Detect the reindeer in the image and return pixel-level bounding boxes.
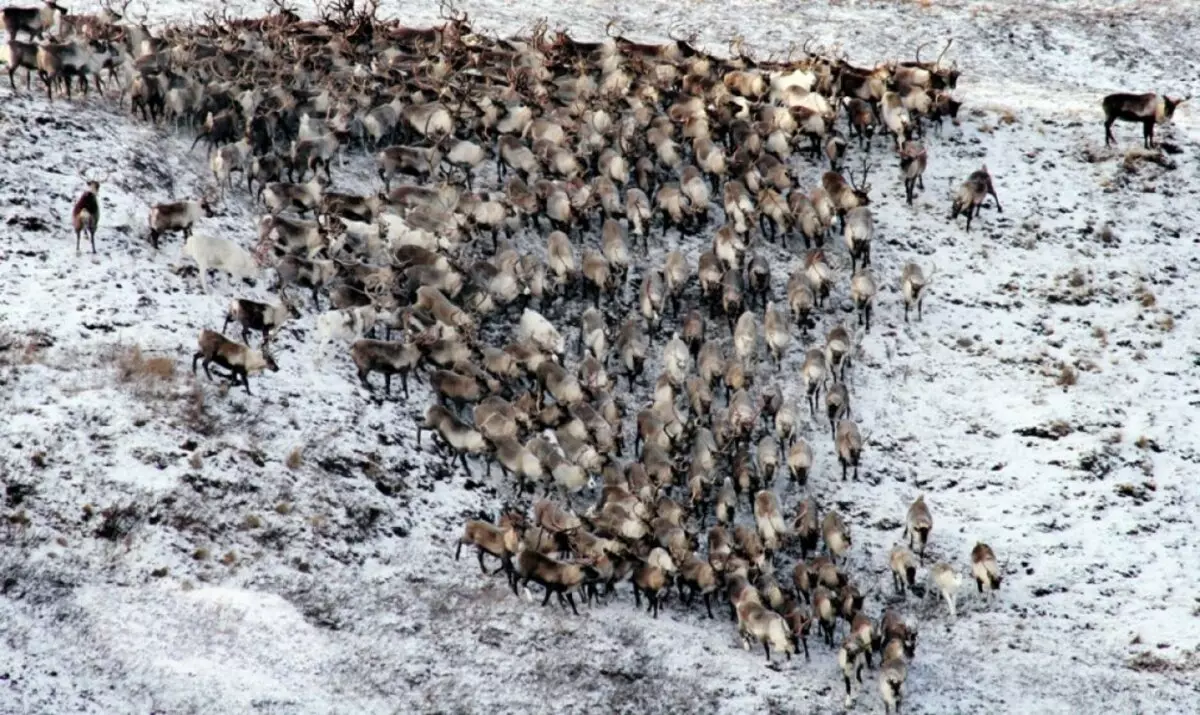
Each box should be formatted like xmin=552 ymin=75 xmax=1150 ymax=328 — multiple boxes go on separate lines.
xmin=971 ymin=542 xmax=1002 ymax=600
xmin=899 ymin=140 xmax=927 ymax=206
xmin=843 ymin=207 xmax=873 ymax=273
xmin=148 ymin=194 xmax=214 ymax=249
xmin=844 ymin=97 xmax=877 ymax=149
xmin=880 ymin=91 xmax=912 ymax=149
xmin=36 ymin=40 xmax=102 ymax=101
xmin=2 ymin=0 xmax=65 ymax=41
xmin=904 ymin=494 xmax=933 ymax=563
xmin=71 ymin=169 xmax=109 ymax=254
xmin=191 ymin=108 xmax=240 ymax=158
xmin=1 ymin=39 xmax=38 ymax=90
xmin=950 ymin=164 xmax=1002 ymax=231
xmin=1102 ymin=92 xmax=1189 ymax=149
xmin=821 ymin=162 xmax=872 ymax=232
xmin=900 ymin=262 xmax=936 ymax=322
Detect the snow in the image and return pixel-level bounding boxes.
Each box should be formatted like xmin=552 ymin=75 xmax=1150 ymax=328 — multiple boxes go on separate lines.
xmin=2 ymin=0 xmax=1199 ymax=713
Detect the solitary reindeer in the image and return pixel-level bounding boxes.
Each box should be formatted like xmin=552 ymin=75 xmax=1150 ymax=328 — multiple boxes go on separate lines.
xmin=950 ymin=164 xmax=1001 ymax=231
xmin=72 ymin=169 xmax=108 ymax=253
xmin=1102 ymin=92 xmax=1189 ymax=149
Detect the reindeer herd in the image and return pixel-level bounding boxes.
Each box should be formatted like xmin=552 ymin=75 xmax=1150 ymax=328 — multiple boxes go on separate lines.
xmin=1 ymin=0 xmax=1192 ymax=711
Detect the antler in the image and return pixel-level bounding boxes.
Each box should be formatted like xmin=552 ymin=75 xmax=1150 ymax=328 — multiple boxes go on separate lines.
xmin=784 ymin=41 xmax=798 ymax=64
xmin=934 ymin=38 xmax=953 ymax=68
xmin=913 ymin=39 xmax=935 ymax=65
xmin=727 ymin=34 xmax=744 ymax=60
xmin=78 ymin=168 xmax=112 ymax=184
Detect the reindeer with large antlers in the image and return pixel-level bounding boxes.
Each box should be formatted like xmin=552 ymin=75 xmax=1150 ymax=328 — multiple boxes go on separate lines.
xmin=72 ymin=168 xmax=111 ymax=254
xmin=893 ymin=38 xmax=959 ymax=91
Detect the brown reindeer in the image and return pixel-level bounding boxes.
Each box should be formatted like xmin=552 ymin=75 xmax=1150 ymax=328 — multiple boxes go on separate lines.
xmin=71 ymin=169 xmax=109 ymax=254
xmin=899 ymin=140 xmax=927 ymax=206
xmin=1102 ymin=92 xmax=1188 ymax=149
xmin=950 ymin=164 xmax=1002 ymax=231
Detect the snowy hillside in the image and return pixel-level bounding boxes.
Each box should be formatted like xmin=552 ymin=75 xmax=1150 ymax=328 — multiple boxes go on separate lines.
xmin=1 ymin=1 xmax=1198 ymax=714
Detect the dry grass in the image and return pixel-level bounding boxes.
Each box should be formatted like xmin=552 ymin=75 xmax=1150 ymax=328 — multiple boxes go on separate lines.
xmin=1135 ymin=284 xmax=1157 ymax=307
xmin=977 ymin=102 xmax=1018 ymax=125
xmin=1127 ymin=651 xmax=1200 ymax=674
xmin=181 ymin=384 xmax=218 ymax=436
xmin=108 ymin=344 xmax=219 ymax=436
xmin=1121 ymin=147 xmax=1175 ymax=173
xmin=286 ymin=446 xmax=305 ymax=470
xmin=1098 ymin=224 xmax=1118 ymax=245
xmin=0 ymin=329 xmax=55 ymax=366
xmin=1057 ymin=363 xmax=1079 ymax=389
xmin=116 ymin=346 xmax=177 ymax=383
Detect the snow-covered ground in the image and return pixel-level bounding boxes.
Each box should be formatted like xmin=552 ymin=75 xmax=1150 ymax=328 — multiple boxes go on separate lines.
xmin=2 ymin=1 xmax=1199 ymax=713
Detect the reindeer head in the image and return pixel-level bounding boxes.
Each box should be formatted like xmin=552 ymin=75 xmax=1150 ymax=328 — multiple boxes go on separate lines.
xmin=78 ymin=168 xmax=111 ymax=195
xmin=847 ymin=161 xmax=873 ymax=205
xmin=199 ymin=189 xmax=218 ymax=217
xmin=262 ymin=349 xmax=280 ymax=372
xmin=1164 ymin=94 xmax=1189 ymax=120
xmin=935 ymin=66 xmax=961 ymax=90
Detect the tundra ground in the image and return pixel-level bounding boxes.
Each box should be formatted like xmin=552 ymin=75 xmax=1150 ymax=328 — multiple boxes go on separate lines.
xmin=1 ymin=1 xmax=1198 ymax=713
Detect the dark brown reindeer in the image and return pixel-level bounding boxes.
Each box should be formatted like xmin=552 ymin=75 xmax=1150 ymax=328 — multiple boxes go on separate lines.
xmin=1102 ymin=92 xmax=1188 ymax=149
xmin=834 ymin=59 xmax=890 ymax=117
xmin=2 ymin=0 xmax=66 ymax=41
xmin=950 ymin=164 xmax=1001 ymax=231
xmin=71 ymin=169 xmax=108 ymax=254
xmin=191 ymin=107 xmax=240 ymax=157
xmin=1 ymin=38 xmax=38 ymax=90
